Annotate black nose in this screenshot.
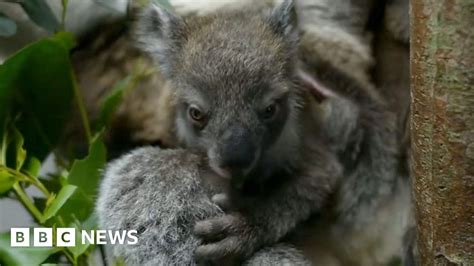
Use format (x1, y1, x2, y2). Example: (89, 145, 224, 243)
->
(219, 127, 256, 172)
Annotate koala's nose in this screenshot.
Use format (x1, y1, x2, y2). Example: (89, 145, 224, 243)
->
(218, 127, 256, 173)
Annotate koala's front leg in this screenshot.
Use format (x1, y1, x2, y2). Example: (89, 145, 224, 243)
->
(193, 149, 342, 263)
(96, 147, 223, 266)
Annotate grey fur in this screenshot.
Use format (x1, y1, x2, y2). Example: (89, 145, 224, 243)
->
(245, 244, 311, 266)
(98, 147, 316, 265)
(97, 148, 221, 265)
(97, 0, 412, 265)
(135, 4, 187, 76)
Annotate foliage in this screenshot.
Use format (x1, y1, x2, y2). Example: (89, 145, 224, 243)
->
(0, 32, 75, 161)
(0, 232, 60, 266)
(0, 32, 109, 265)
(0, 5, 126, 264)
(19, 0, 60, 32)
(0, 0, 172, 38)
(0, 0, 59, 34)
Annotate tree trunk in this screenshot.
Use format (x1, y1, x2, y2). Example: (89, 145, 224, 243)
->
(410, 0, 474, 265)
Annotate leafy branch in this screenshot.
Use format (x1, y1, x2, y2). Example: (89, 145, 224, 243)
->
(0, 0, 144, 263)
(0, 32, 108, 265)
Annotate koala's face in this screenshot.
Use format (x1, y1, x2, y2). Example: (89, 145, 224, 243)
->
(137, 1, 299, 183)
(173, 18, 296, 180)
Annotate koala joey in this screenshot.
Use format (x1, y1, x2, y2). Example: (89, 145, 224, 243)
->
(97, 0, 412, 265)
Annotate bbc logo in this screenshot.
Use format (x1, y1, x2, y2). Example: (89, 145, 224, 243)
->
(11, 228, 76, 247)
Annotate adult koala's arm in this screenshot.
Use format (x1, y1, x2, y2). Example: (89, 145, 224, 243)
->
(96, 147, 222, 265)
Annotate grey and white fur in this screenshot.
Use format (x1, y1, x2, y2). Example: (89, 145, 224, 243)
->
(97, 0, 413, 265)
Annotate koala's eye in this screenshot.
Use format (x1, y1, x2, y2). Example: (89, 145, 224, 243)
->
(262, 102, 279, 120)
(188, 105, 207, 125)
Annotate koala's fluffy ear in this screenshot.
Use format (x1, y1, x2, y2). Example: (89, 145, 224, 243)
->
(136, 3, 186, 76)
(268, 0, 298, 39)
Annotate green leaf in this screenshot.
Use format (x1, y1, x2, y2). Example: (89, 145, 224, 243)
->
(1, 123, 27, 170)
(20, 0, 60, 32)
(0, 13, 17, 37)
(68, 135, 106, 198)
(67, 215, 97, 258)
(41, 184, 95, 226)
(0, 32, 76, 161)
(0, 114, 9, 166)
(0, 168, 16, 194)
(53, 31, 76, 50)
(68, 230, 90, 258)
(81, 213, 98, 230)
(5, 126, 26, 171)
(56, 187, 94, 225)
(22, 157, 41, 177)
(92, 0, 127, 13)
(95, 76, 130, 130)
(61, 0, 69, 27)
(0, 232, 58, 266)
(41, 184, 77, 223)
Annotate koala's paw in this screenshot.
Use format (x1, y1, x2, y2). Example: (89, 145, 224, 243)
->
(193, 213, 262, 263)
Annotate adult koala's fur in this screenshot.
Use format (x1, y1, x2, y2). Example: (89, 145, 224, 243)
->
(96, 0, 413, 265)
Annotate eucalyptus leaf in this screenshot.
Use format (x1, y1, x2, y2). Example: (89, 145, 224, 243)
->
(61, 0, 69, 27)
(53, 31, 75, 50)
(5, 126, 26, 171)
(68, 135, 106, 198)
(1, 118, 8, 166)
(93, 0, 127, 13)
(41, 184, 77, 222)
(0, 232, 59, 266)
(95, 76, 130, 130)
(67, 228, 90, 258)
(0, 168, 16, 194)
(20, 0, 60, 32)
(0, 32, 76, 161)
(56, 187, 94, 225)
(0, 13, 17, 37)
(67, 216, 97, 258)
(22, 156, 41, 177)
(43, 135, 105, 224)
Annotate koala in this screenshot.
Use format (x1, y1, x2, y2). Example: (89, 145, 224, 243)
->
(97, 0, 413, 265)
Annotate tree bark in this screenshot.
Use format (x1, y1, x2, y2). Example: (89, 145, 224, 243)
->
(410, 0, 474, 265)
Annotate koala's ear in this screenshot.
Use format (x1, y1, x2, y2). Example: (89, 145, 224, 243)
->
(136, 3, 186, 75)
(268, 0, 298, 38)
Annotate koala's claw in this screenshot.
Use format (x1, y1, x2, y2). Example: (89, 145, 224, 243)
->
(194, 236, 242, 261)
(194, 214, 242, 240)
(194, 214, 259, 261)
